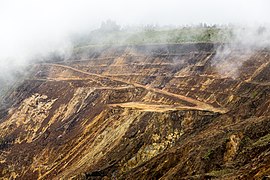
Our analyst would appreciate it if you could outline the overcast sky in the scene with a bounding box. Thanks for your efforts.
[0,0,269,92]
[0,0,269,63]
[1,0,270,28]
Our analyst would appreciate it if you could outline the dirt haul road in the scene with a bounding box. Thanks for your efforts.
[43,63,228,114]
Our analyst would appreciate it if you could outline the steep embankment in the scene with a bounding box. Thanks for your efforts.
[0,43,269,179]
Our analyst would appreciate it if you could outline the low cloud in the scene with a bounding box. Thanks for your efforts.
[211,25,270,78]
[0,0,270,99]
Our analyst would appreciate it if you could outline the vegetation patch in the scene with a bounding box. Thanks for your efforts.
[252,133,270,147]
[203,149,214,160]
[206,169,234,177]
[73,22,233,47]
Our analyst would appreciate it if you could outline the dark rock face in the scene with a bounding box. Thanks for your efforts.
[0,43,269,179]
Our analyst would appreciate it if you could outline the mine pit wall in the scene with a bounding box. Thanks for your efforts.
[0,43,269,179]
[48,107,219,179]
[79,108,219,179]
[0,77,220,179]
[70,43,270,116]
[72,43,218,59]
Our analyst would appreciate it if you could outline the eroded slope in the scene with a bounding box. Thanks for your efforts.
[0,43,269,179]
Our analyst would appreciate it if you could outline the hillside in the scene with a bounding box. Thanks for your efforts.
[0,43,269,179]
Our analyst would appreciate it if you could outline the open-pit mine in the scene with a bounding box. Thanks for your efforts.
[0,43,270,179]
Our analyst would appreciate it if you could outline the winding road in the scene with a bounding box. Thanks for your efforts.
[42,63,228,113]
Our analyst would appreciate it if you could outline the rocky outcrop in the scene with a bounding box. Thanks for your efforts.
[0,43,269,179]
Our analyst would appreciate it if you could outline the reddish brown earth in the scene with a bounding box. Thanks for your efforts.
[0,43,270,179]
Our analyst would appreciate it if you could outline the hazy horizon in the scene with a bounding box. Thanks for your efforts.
[0,0,270,96]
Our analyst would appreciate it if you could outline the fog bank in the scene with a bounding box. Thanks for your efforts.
[0,0,270,99]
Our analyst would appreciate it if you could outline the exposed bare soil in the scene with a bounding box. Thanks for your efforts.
[0,43,269,179]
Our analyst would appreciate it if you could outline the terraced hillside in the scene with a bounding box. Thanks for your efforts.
[0,43,269,179]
